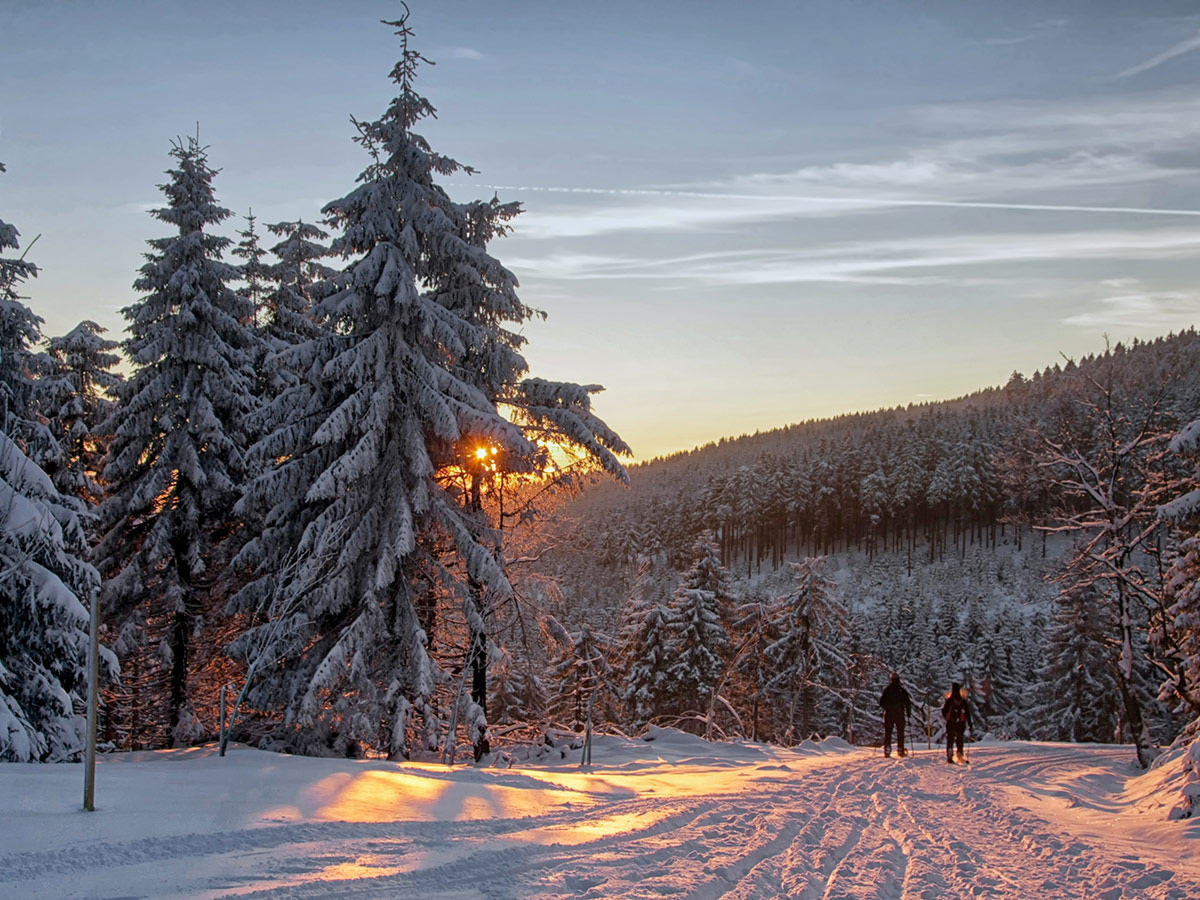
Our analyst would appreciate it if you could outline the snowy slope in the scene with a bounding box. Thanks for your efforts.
[1,730,1197,899]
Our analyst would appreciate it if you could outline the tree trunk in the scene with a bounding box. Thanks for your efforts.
[1117,586,1155,768]
[467,569,490,761]
[1115,667,1154,768]
[166,531,196,749]
[471,628,489,760]
[167,608,189,748]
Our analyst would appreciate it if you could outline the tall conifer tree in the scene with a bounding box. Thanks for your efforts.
[0,165,53,461]
[620,555,674,728]
[42,321,122,509]
[0,429,114,761]
[261,219,334,352]
[232,210,269,327]
[235,11,627,759]
[664,532,731,728]
[1037,581,1119,742]
[1,171,115,761]
[96,137,259,748]
[765,556,848,741]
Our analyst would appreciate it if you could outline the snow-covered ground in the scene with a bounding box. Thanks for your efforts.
[2,730,1198,899]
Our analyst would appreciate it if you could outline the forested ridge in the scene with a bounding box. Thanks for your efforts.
[576,331,1200,573]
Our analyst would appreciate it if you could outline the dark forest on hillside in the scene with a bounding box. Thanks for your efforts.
[527,331,1200,764]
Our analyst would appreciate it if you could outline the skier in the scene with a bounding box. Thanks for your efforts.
[941,682,974,763]
[878,672,912,757]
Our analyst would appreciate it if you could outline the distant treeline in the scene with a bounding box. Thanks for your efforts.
[572,330,1200,574]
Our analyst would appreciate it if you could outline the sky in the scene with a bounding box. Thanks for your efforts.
[5,1,1200,460]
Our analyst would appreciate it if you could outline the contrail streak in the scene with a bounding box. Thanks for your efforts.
[1116,30,1200,79]
[483,184,1200,219]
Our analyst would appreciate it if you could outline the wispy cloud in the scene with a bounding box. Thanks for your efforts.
[983,18,1067,47]
[751,91,1200,198]
[706,229,1200,286]
[490,89,1200,242]
[1116,29,1200,79]
[730,147,1185,200]
[1063,290,1200,329]
[500,184,1200,242]
[500,188,878,239]
[449,46,485,61]
[495,86,1200,311]
[508,227,1200,287]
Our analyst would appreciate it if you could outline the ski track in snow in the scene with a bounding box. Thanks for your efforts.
[2,744,1196,900]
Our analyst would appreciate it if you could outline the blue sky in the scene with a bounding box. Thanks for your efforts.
[4,1,1200,459]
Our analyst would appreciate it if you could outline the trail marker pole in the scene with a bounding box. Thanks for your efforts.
[580,692,594,768]
[83,586,100,812]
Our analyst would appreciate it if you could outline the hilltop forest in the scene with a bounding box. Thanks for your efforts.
[518,331,1200,775]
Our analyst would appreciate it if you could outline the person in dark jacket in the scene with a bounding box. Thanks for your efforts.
[878,672,913,757]
[941,682,974,763]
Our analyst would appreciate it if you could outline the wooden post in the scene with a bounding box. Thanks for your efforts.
[83,586,100,812]
[580,692,594,768]
[219,684,227,757]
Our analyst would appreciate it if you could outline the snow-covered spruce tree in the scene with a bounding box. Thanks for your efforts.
[438,194,532,757]
[96,137,259,749]
[489,643,547,728]
[41,321,122,509]
[0,178,116,760]
[764,556,848,743]
[663,532,731,731]
[234,13,626,760]
[899,591,942,723]
[0,429,117,761]
[619,554,675,729]
[0,299,41,434]
[261,220,334,354]
[234,218,336,466]
[1158,419,1200,715]
[239,218,332,406]
[0,164,39,401]
[0,172,57,467]
[767,560,827,740]
[545,616,616,731]
[973,603,1034,738]
[230,211,275,437]
[1007,610,1046,740]
[1158,418,1200,818]
[1035,580,1120,743]
[226,218,336,540]
[445,198,628,756]
[0,164,36,303]
[232,210,270,328]
[727,592,778,741]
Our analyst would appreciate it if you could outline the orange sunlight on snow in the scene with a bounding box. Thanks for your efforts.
[258,757,769,830]
[506,808,668,847]
[314,771,457,821]
[262,764,607,824]
[313,856,407,881]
